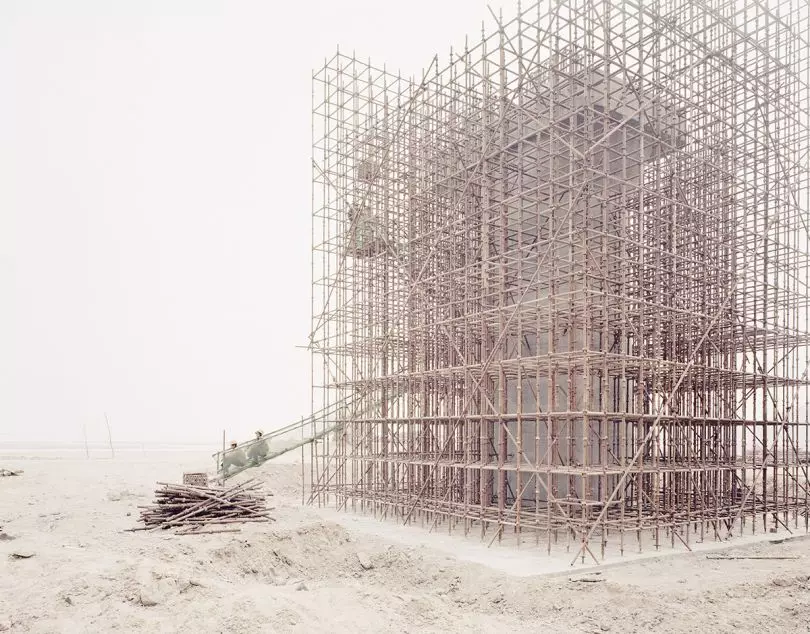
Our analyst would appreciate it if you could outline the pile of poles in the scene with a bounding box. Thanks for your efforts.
[133,478,273,535]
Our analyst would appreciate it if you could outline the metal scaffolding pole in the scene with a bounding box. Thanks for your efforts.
[309,0,810,562]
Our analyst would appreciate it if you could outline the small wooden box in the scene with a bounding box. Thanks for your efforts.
[182,472,208,487]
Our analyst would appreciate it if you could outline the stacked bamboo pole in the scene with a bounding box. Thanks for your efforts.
[133,478,273,535]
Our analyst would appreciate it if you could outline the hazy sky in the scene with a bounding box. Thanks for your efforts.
[1,0,507,444]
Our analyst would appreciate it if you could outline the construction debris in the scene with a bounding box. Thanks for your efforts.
[182,472,208,487]
[706,555,800,561]
[132,478,273,534]
[569,573,605,584]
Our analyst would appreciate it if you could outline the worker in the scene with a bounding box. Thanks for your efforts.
[247,429,269,464]
[222,440,247,474]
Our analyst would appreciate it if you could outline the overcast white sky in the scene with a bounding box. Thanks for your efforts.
[1,0,507,444]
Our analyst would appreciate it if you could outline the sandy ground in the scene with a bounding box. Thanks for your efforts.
[1,449,810,633]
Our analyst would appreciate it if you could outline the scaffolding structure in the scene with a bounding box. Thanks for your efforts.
[309,0,810,562]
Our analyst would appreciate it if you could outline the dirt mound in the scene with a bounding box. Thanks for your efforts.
[207,522,358,584]
[202,519,444,591]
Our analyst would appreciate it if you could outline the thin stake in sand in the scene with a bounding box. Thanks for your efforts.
[104,412,115,459]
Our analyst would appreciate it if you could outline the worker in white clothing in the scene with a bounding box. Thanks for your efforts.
[222,440,247,474]
[246,429,269,464]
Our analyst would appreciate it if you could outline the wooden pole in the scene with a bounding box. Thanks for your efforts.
[82,425,89,459]
[104,413,115,459]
